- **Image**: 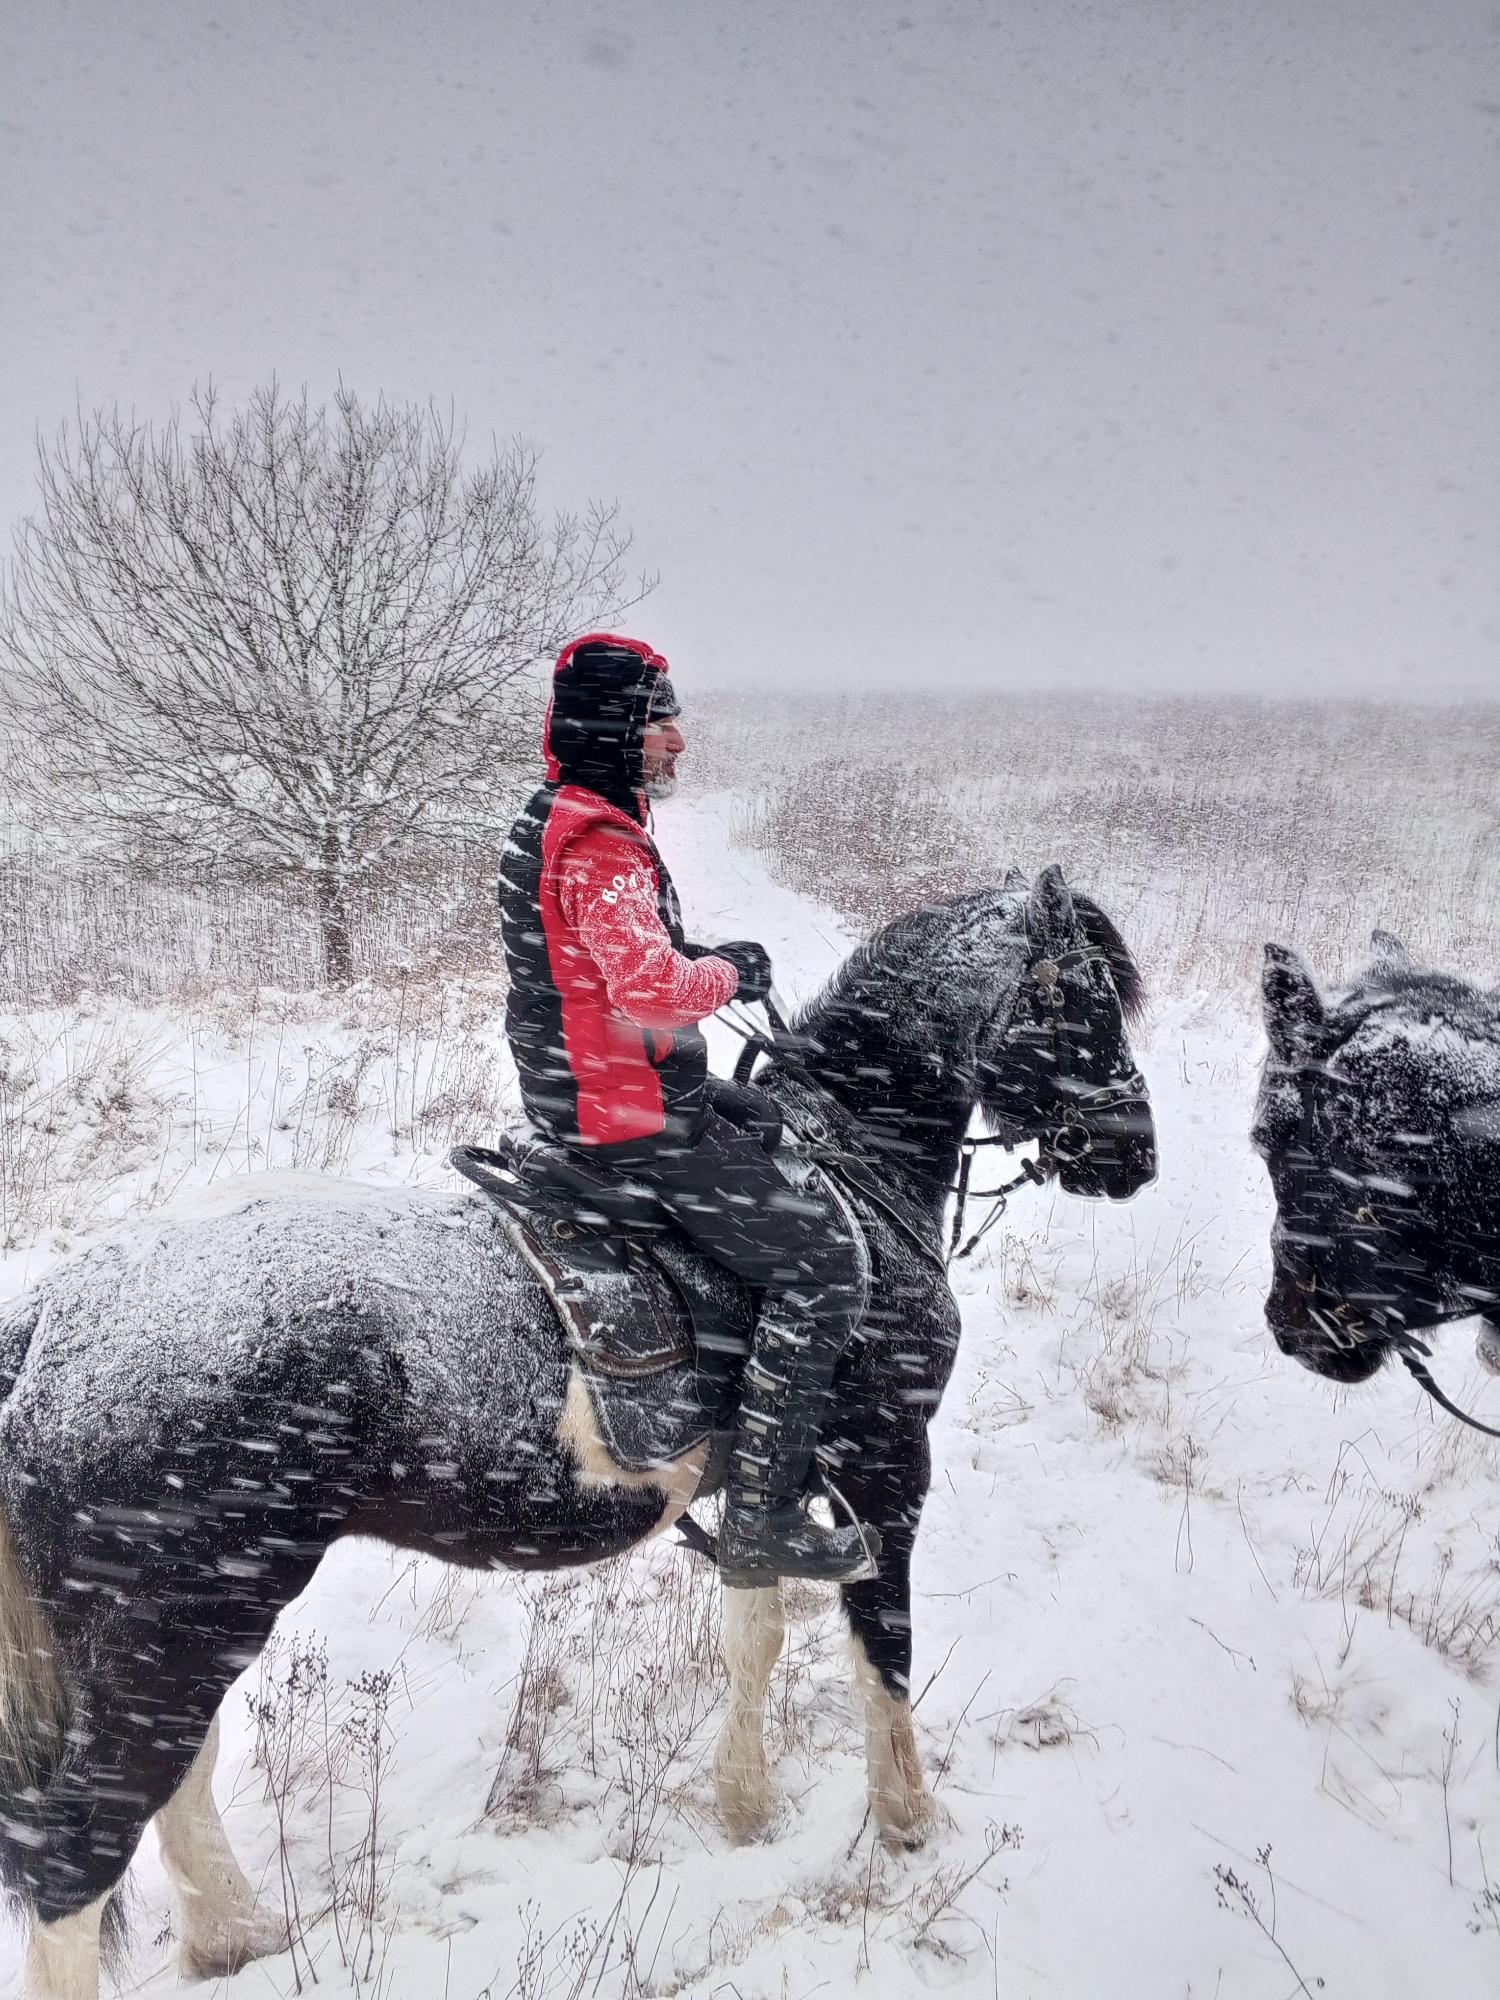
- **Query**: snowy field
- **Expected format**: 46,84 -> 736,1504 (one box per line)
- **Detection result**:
3,785 -> 1500,1998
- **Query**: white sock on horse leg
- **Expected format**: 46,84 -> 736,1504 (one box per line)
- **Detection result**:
850,1630 -> 931,1846
24,1893 -> 108,2000
155,1713 -> 285,1979
713,1581 -> 785,1840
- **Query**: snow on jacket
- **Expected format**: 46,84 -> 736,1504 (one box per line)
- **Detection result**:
499,635 -> 739,1147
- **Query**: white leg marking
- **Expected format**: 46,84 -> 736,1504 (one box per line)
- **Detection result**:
557,1365 -> 708,1534
712,1582 -> 785,1841
155,1713 -> 287,1981
23,1893 -> 107,2000
850,1631 -> 933,1848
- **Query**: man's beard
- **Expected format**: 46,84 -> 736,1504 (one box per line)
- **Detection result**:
643,762 -> 678,801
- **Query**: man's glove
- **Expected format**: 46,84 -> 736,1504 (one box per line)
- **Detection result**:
714,940 -> 774,1004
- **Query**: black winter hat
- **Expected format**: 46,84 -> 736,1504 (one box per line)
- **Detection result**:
543,634 -> 671,818
647,674 -> 681,720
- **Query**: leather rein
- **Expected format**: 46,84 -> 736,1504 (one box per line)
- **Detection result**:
728,940 -> 1142,1270
1401,1345 -> 1500,1440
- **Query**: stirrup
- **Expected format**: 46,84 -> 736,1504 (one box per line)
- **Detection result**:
719,1491 -> 882,1589
820,1473 -> 882,1583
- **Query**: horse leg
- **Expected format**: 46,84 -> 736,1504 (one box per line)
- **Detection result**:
712,1582 -> 786,1841
22,1895 -> 109,2000
155,1710 -> 287,1980
839,1440 -> 936,1848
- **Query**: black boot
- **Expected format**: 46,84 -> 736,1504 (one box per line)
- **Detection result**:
718,1319 -> 880,1589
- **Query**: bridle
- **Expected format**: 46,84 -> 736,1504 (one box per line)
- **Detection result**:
943,941 -> 1149,1259
728,935 -> 1148,1268
1274,1055 -> 1500,1441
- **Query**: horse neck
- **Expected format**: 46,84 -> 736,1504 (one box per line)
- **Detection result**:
780,966 -> 1008,1213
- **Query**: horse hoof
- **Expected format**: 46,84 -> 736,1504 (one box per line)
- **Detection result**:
180,1908 -> 289,1981
715,1777 -> 781,1845
874,1786 -> 942,1852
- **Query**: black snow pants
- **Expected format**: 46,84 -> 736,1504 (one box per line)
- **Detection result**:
602,1080 -> 864,1499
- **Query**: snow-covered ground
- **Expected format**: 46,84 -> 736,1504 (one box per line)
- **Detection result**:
3,797 -> 1498,1998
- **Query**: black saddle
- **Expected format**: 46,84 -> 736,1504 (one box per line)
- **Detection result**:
450,1135 -> 755,1475
452,1133 -> 671,1245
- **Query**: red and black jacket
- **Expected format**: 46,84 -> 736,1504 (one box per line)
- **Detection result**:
499,636 -> 738,1147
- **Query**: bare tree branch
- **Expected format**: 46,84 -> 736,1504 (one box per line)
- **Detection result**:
0,383 -> 653,982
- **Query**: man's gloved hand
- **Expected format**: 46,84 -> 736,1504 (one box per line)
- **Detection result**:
714,940 -> 774,1004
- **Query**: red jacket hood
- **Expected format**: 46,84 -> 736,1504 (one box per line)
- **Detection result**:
542,634 -> 670,816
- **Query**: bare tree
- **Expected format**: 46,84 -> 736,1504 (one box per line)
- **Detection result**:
0,383 -> 646,983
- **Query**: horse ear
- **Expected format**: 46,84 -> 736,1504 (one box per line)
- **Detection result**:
1369,928 -> 1412,971
1028,864 -> 1077,954
1003,866 -> 1030,894
1262,943 -> 1324,1061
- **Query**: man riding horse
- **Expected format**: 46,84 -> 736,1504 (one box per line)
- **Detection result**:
499,634 -> 875,1587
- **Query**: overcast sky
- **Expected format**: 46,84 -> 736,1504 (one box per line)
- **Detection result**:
3,0 -> 1496,698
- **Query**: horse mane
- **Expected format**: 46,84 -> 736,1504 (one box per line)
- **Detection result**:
792,896 -> 968,1034
1336,964 -> 1500,1047
1072,889 -> 1148,1026
796,883 -> 1147,1033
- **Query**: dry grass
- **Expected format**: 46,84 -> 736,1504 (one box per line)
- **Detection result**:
1292,1446 -> 1500,1676
6,688 -> 1495,1011
0,836 -> 510,1007
0,1013 -> 174,1247
484,1548 -> 846,1864
0,978 -> 509,1252
247,1632 -> 402,1987
695,689 -> 1500,1003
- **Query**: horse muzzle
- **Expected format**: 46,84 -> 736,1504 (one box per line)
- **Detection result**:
1053,1096 -> 1158,1202
1264,1270 -> 1391,1383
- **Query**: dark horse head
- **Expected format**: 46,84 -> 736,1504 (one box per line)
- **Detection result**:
1254,930 -> 1500,1386
792,863 -> 1156,1205
980,865 -> 1155,1200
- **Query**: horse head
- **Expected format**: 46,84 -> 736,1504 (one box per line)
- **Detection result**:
973,865 -> 1156,1202
1254,931 -> 1500,1386
790,868 -> 1154,1205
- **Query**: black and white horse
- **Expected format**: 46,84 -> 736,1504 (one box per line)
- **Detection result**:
0,866 -> 1152,2000
1255,931 -> 1500,1406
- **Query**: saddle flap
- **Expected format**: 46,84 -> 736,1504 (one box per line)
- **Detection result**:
490,1202 -> 755,1477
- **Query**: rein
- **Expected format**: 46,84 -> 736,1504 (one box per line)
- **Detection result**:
725,1001 -> 961,1272
726,931 -> 1139,1269
1400,1349 -> 1500,1440
947,1139 -> 1049,1261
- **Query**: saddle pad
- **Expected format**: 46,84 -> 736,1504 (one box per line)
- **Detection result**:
499,1206 -> 751,1474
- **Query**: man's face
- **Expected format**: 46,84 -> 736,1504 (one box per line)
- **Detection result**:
642,712 -> 685,800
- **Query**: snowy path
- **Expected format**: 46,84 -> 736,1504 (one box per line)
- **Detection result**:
3,800 -> 1498,1998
